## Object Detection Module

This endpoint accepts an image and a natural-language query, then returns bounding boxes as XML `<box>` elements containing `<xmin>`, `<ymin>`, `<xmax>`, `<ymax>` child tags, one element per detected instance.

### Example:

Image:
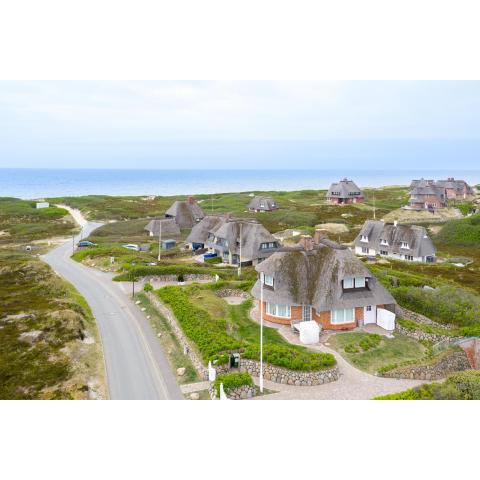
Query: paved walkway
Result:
<box><xmin>180</xmin><ymin>381</ymin><xmax>210</xmax><ymax>394</ymax></box>
<box><xmin>249</xmin><ymin>304</ymin><xmax>426</xmax><ymax>399</ymax></box>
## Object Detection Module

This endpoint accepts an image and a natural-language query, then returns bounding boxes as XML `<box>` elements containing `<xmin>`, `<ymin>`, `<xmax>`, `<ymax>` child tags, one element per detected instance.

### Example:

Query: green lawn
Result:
<box><xmin>328</xmin><ymin>332</ymin><xmax>427</xmax><ymax>374</ymax></box>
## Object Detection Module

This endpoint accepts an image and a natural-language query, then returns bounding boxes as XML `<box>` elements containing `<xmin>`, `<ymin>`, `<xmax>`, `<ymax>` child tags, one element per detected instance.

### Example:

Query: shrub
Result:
<box><xmin>143</xmin><ymin>283</ymin><xmax>153</xmax><ymax>292</ymax></box>
<box><xmin>436</xmin><ymin>214</ymin><xmax>480</xmax><ymax>246</ymax></box>
<box><xmin>359</xmin><ymin>334</ymin><xmax>382</xmax><ymax>351</ymax></box>
<box><xmin>242</xmin><ymin>343</ymin><xmax>335</xmax><ymax>371</ymax></box>
<box><xmin>377</xmin><ymin>363</ymin><xmax>398</xmax><ymax>375</ymax></box>
<box><xmin>209</xmin><ymin>353</ymin><xmax>229</xmax><ymax>366</ymax></box>
<box><xmin>114</xmin><ymin>265</ymin><xmax>235</xmax><ymax>282</ymax></box>
<box><xmin>205</xmin><ymin>256</ymin><xmax>222</xmax><ymax>264</ymax></box>
<box><xmin>344</xmin><ymin>343</ymin><xmax>360</xmax><ymax>354</ymax></box>
<box><xmin>214</xmin><ymin>372</ymin><xmax>253</xmax><ymax>396</ymax></box>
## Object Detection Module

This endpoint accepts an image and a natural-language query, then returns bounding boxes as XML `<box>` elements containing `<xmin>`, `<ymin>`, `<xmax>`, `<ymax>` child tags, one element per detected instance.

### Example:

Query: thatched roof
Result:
<box><xmin>327</xmin><ymin>178</ymin><xmax>363</xmax><ymax>199</ymax></box>
<box><xmin>185</xmin><ymin>214</ymin><xmax>228</xmax><ymax>244</ymax></box>
<box><xmin>145</xmin><ymin>218</ymin><xmax>181</xmax><ymax>236</ymax></box>
<box><xmin>248</xmin><ymin>195</ymin><xmax>278</xmax><ymax>211</ymax></box>
<box><xmin>207</xmin><ymin>218</ymin><xmax>280</xmax><ymax>261</ymax></box>
<box><xmin>356</xmin><ymin>220</ymin><xmax>436</xmax><ymax>258</ymax></box>
<box><xmin>252</xmin><ymin>236</ymin><xmax>395</xmax><ymax>310</ymax></box>
<box><xmin>165</xmin><ymin>198</ymin><xmax>205</xmax><ymax>228</ymax></box>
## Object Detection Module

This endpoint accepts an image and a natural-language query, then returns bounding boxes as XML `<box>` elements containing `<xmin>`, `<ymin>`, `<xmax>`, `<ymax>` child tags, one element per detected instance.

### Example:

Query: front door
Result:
<box><xmin>303</xmin><ymin>305</ymin><xmax>312</xmax><ymax>321</ymax></box>
<box><xmin>364</xmin><ymin>305</ymin><xmax>376</xmax><ymax>324</ymax></box>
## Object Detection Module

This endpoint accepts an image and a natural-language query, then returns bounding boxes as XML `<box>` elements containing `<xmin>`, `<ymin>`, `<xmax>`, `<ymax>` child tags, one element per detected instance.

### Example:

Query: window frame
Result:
<box><xmin>331</xmin><ymin>308</ymin><xmax>355</xmax><ymax>325</ymax></box>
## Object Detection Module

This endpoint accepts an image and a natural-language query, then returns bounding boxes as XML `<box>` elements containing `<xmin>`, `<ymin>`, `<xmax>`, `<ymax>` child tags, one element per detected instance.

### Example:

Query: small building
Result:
<box><xmin>248</xmin><ymin>195</ymin><xmax>278</xmax><ymax>212</ymax></box>
<box><xmin>161</xmin><ymin>239</ymin><xmax>176</xmax><ymax>250</ymax></box>
<box><xmin>165</xmin><ymin>197</ymin><xmax>205</xmax><ymax>229</ymax></box>
<box><xmin>354</xmin><ymin>220</ymin><xmax>436</xmax><ymax>263</ymax></box>
<box><xmin>144</xmin><ymin>218</ymin><xmax>181</xmax><ymax>237</ymax></box>
<box><xmin>205</xmin><ymin>218</ymin><xmax>280</xmax><ymax>266</ymax></box>
<box><xmin>326</xmin><ymin>178</ymin><xmax>364</xmax><ymax>204</ymax></box>
<box><xmin>251</xmin><ymin>231</ymin><xmax>396</xmax><ymax>330</ymax></box>
<box><xmin>36</xmin><ymin>201</ymin><xmax>49</xmax><ymax>209</ymax></box>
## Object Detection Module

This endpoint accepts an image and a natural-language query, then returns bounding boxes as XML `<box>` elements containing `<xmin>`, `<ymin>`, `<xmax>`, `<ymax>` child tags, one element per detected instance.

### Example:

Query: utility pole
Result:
<box><xmin>373</xmin><ymin>190</ymin><xmax>376</xmax><ymax>220</ymax></box>
<box><xmin>158</xmin><ymin>220</ymin><xmax>162</xmax><ymax>262</ymax></box>
<box><xmin>211</xmin><ymin>196</ymin><xmax>213</xmax><ymax>213</ymax></box>
<box><xmin>260</xmin><ymin>278</ymin><xmax>264</xmax><ymax>393</ymax></box>
<box><xmin>238</xmin><ymin>222</ymin><xmax>242</xmax><ymax>277</ymax></box>
<box><xmin>132</xmin><ymin>278</ymin><xmax>135</xmax><ymax>299</ymax></box>
<box><xmin>72</xmin><ymin>232</ymin><xmax>75</xmax><ymax>254</ymax></box>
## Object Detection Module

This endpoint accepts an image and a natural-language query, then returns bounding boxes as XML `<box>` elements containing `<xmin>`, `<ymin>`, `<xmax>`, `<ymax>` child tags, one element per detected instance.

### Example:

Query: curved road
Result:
<box><xmin>43</xmin><ymin>219</ymin><xmax>182</xmax><ymax>400</ymax></box>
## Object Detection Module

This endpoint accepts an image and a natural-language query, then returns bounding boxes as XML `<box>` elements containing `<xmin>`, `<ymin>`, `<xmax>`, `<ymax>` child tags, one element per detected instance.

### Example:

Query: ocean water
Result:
<box><xmin>1</xmin><ymin>168</ymin><xmax>480</xmax><ymax>199</ymax></box>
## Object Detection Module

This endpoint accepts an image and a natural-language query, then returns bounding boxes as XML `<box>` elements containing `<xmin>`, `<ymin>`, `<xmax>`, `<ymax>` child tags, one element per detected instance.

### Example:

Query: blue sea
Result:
<box><xmin>1</xmin><ymin>168</ymin><xmax>480</xmax><ymax>199</ymax></box>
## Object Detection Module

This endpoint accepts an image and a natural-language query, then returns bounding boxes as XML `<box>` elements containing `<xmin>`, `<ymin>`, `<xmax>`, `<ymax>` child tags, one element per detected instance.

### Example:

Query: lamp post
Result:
<box><xmin>238</xmin><ymin>222</ymin><xmax>242</xmax><ymax>277</ymax></box>
<box><xmin>260</xmin><ymin>277</ymin><xmax>264</xmax><ymax>393</ymax></box>
<box><xmin>158</xmin><ymin>220</ymin><xmax>162</xmax><ymax>262</ymax></box>
<box><xmin>132</xmin><ymin>278</ymin><xmax>135</xmax><ymax>299</ymax></box>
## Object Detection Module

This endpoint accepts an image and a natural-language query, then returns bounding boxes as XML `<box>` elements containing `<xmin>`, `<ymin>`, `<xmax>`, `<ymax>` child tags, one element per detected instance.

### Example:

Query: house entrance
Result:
<box><xmin>303</xmin><ymin>305</ymin><xmax>312</xmax><ymax>321</ymax></box>
<box><xmin>364</xmin><ymin>305</ymin><xmax>376</xmax><ymax>324</ymax></box>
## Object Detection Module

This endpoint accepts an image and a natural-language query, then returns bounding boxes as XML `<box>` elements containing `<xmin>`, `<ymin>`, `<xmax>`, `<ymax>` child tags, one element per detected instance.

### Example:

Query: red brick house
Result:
<box><xmin>326</xmin><ymin>178</ymin><xmax>364</xmax><ymax>204</ymax></box>
<box><xmin>251</xmin><ymin>231</ymin><xmax>396</xmax><ymax>331</ymax></box>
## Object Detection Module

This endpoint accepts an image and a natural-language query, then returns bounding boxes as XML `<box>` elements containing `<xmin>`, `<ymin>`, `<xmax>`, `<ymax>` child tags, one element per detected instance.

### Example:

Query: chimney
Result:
<box><xmin>313</xmin><ymin>229</ymin><xmax>327</xmax><ymax>244</ymax></box>
<box><xmin>187</xmin><ymin>196</ymin><xmax>195</xmax><ymax>204</ymax></box>
<box><xmin>299</xmin><ymin>235</ymin><xmax>314</xmax><ymax>251</ymax></box>
<box><xmin>394</xmin><ymin>220</ymin><xmax>398</xmax><ymax>227</ymax></box>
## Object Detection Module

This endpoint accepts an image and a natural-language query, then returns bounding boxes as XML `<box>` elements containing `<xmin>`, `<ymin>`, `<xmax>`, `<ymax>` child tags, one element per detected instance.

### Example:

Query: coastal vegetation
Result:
<box><xmin>375</xmin><ymin>370</ymin><xmax>480</xmax><ymax>400</ymax></box>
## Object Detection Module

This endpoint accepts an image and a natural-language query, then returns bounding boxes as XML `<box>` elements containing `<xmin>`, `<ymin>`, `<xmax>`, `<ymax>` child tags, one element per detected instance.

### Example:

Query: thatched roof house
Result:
<box><xmin>248</xmin><ymin>195</ymin><xmax>278</xmax><ymax>212</ymax></box>
<box><xmin>204</xmin><ymin>218</ymin><xmax>280</xmax><ymax>266</ymax></box>
<box><xmin>145</xmin><ymin>218</ymin><xmax>181</xmax><ymax>237</ymax></box>
<box><xmin>326</xmin><ymin>178</ymin><xmax>364</xmax><ymax>204</ymax></box>
<box><xmin>185</xmin><ymin>214</ymin><xmax>229</xmax><ymax>249</ymax></box>
<box><xmin>409</xmin><ymin>178</ymin><xmax>476</xmax><ymax>209</ymax></box>
<box><xmin>165</xmin><ymin>197</ymin><xmax>205</xmax><ymax>229</ymax></box>
<box><xmin>251</xmin><ymin>231</ymin><xmax>396</xmax><ymax>330</ymax></box>
<box><xmin>354</xmin><ymin>220</ymin><xmax>436</xmax><ymax>262</ymax></box>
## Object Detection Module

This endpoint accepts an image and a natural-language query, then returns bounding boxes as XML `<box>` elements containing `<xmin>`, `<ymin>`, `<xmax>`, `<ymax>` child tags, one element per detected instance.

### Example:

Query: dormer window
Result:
<box><xmin>343</xmin><ymin>277</ymin><xmax>354</xmax><ymax>289</ymax></box>
<box><xmin>360</xmin><ymin>235</ymin><xmax>368</xmax><ymax>243</ymax></box>
<box><xmin>401</xmin><ymin>242</ymin><xmax>409</xmax><ymax>249</ymax></box>
<box><xmin>261</xmin><ymin>273</ymin><xmax>274</xmax><ymax>287</ymax></box>
<box><xmin>343</xmin><ymin>276</ymin><xmax>366</xmax><ymax>289</ymax></box>
<box><xmin>380</xmin><ymin>239</ymin><xmax>389</xmax><ymax>246</ymax></box>
<box><xmin>260</xmin><ymin>242</ymin><xmax>277</xmax><ymax>250</ymax></box>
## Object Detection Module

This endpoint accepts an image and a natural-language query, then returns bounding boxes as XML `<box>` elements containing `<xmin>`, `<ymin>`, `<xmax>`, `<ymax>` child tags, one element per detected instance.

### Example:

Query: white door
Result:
<box><xmin>364</xmin><ymin>305</ymin><xmax>376</xmax><ymax>324</ymax></box>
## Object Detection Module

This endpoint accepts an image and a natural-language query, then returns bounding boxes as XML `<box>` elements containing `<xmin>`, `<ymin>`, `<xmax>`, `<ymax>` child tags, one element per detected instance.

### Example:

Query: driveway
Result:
<box><xmin>43</xmin><ymin>210</ymin><xmax>182</xmax><ymax>400</ymax></box>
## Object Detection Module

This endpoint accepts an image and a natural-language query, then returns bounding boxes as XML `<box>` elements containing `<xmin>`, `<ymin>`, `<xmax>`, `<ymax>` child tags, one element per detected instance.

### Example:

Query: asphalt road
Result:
<box><xmin>43</xmin><ymin>221</ymin><xmax>183</xmax><ymax>400</ymax></box>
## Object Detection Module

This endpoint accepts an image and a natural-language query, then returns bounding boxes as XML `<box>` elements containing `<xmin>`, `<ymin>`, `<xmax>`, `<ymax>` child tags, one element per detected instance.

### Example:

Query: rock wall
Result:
<box><xmin>239</xmin><ymin>358</ymin><xmax>339</xmax><ymax>386</ymax></box>
<box><xmin>215</xmin><ymin>288</ymin><xmax>250</xmax><ymax>299</ymax></box>
<box><xmin>396</xmin><ymin>306</ymin><xmax>455</xmax><ymax>329</ymax></box>
<box><xmin>146</xmin><ymin>292</ymin><xmax>208</xmax><ymax>380</ymax></box>
<box><xmin>381</xmin><ymin>350</ymin><xmax>471</xmax><ymax>381</ymax></box>
<box><xmin>145</xmin><ymin>273</ymin><xmax>216</xmax><ymax>283</ymax></box>
<box><xmin>395</xmin><ymin>323</ymin><xmax>456</xmax><ymax>344</ymax></box>
<box><xmin>209</xmin><ymin>384</ymin><xmax>257</xmax><ymax>400</ymax></box>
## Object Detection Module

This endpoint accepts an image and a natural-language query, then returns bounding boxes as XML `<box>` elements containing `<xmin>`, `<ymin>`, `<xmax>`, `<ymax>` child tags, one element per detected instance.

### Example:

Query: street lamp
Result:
<box><xmin>260</xmin><ymin>275</ymin><xmax>264</xmax><ymax>393</ymax></box>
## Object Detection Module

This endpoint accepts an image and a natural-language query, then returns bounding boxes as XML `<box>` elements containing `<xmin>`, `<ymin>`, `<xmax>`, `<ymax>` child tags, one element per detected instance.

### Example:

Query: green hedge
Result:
<box><xmin>156</xmin><ymin>286</ymin><xmax>242</xmax><ymax>362</ymax></box>
<box><xmin>242</xmin><ymin>343</ymin><xmax>335</xmax><ymax>372</ymax></box>
<box><xmin>392</xmin><ymin>285</ymin><xmax>480</xmax><ymax>327</ymax></box>
<box><xmin>214</xmin><ymin>372</ymin><xmax>253</xmax><ymax>396</ymax></box>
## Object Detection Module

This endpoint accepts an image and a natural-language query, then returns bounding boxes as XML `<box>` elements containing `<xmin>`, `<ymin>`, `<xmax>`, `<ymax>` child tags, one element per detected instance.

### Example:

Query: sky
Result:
<box><xmin>1</xmin><ymin>81</ymin><xmax>480</xmax><ymax>169</ymax></box>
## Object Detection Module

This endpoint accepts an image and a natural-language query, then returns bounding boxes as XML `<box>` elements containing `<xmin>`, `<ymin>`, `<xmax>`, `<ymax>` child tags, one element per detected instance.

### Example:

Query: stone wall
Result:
<box><xmin>381</xmin><ymin>350</ymin><xmax>471</xmax><ymax>381</ymax></box>
<box><xmin>395</xmin><ymin>323</ymin><xmax>456</xmax><ymax>344</ymax></box>
<box><xmin>396</xmin><ymin>306</ymin><xmax>455</xmax><ymax>329</ymax></box>
<box><xmin>145</xmin><ymin>273</ymin><xmax>216</xmax><ymax>283</ymax></box>
<box><xmin>239</xmin><ymin>358</ymin><xmax>339</xmax><ymax>386</ymax></box>
<box><xmin>146</xmin><ymin>292</ymin><xmax>208</xmax><ymax>380</ymax></box>
<box><xmin>215</xmin><ymin>288</ymin><xmax>250</xmax><ymax>299</ymax></box>
<box><xmin>209</xmin><ymin>383</ymin><xmax>257</xmax><ymax>400</ymax></box>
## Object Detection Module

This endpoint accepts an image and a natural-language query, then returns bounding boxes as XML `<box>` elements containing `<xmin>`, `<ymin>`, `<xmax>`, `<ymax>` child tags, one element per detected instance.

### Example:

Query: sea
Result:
<box><xmin>1</xmin><ymin>168</ymin><xmax>480</xmax><ymax>199</ymax></box>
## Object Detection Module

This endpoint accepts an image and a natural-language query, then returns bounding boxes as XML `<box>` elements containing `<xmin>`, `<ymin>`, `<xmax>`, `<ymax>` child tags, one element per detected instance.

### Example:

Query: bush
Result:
<box><xmin>377</xmin><ymin>363</ymin><xmax>398</xmax><ymax>375</ymax></box>
<box><xmin>344</xmin><ymin>343</ymin><xmax>360</xmax><ymax>354</ymax></box>
<box><xmin>242</xmin><ymin>343</ymin><xmax>335</xmax><ymax>371</ymax></box>
<box><xmin>205</xmin><ymin>256</ymin><xmax>222</xmax><ymax>264</ymax></box>
<box><xmin>214</xmin><ymin>372</ymin><xmax>253</xmax><ymax>396</ymax></box>
<box><xmin>114</xmin><ymin>265</ymin><xmax>234</xmax><ymax>282</ymax></box>
<box><xmin>143</xmin><ymin>283</ymin><xmax>153</xmax><ymax>292</ymax></box>
<box><xmin>359</xmin><ymin>334</ymin><xmax>382</xmax><ymax>351</ymax></box>
<box><xmin>436</xmin><ymin>214</ymin><xmax>480</xmax><ymax>246</ymax></box>
<box><xmin>209</xmin><ymin>353</ymin><xmax>229</xmax><ymax>366</ymax></box>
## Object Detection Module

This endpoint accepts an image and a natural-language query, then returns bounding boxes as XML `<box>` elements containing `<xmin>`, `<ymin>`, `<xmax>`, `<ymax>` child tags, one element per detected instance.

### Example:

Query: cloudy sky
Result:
<box><xmin>1</xmin><ymin>81</ymin><xmax>480</xmax><ymax>169</ymax></box>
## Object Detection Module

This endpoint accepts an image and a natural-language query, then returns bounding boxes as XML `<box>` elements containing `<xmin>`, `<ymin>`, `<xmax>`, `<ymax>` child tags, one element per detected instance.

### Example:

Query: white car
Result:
<box><xmin>122</xmin><ymin>244</ymin><xmax>140</xmax><ymax>251</ymax></box>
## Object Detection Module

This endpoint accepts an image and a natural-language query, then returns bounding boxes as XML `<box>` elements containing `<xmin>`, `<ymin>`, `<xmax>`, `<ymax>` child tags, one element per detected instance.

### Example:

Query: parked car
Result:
<box><xmin>123</xmin><ymin>243</ymin><xmax>140</xmax><ymax>251</ymax></box>
<box><xmin>78</xmin><ymin>240</ymin><xmax>98</xmax><ymax>247</ymax></box>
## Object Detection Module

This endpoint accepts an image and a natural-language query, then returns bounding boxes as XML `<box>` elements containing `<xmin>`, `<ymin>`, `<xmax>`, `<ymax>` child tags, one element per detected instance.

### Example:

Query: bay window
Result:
<box><xmin>266</xmin><ymin>303</ymin><xmax>291</xmax><ymax>318</ymax></box>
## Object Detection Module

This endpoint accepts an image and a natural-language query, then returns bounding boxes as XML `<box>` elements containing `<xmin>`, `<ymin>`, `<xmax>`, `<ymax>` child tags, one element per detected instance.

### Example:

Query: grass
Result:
<box><xmin>436</xmin><ymin>213</ymin><xmax>480</xmax><ymax>246</ymax></box>
<box><xmin>156</xmin><ymin>282</ymin><xmax>335</xmax><ymax>371</ymax></box>
<box><xmin>328</xmin><ymin>332</ymin><xmax>427</xmax><ymax>374</ymax></box>
<box><xmin>135</xmin><ymin>293</ymin><xmax>199</xmax><ymax>384</ymax></box>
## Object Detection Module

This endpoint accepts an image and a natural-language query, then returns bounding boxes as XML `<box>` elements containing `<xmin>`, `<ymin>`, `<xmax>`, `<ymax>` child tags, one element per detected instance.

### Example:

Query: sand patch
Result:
<box><xmin>315</xmin><ymin>223</ymin><xmax>349</xmax><ymax>234</ymax></box>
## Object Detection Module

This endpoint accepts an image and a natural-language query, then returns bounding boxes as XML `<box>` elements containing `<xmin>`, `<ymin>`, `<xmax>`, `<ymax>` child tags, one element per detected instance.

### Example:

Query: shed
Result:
<box><xmin>161</xmin><ymin>239</ymin><xmax>176</xmax><ymax>250</ymax></box>
<box><xmin>36</xmin><ymin>202</ymin><xmax>49</xmax><ymax>209</ymax></box>
<box><xmin>293</xmin><ymin>321</ymin><xmax>321</xmax><ymax>345</ymax></box>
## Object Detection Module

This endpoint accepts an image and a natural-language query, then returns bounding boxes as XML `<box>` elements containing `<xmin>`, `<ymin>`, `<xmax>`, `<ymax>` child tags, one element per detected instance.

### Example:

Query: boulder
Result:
<box><xmin>177</xmin><ymin>367</ymin><xmax>186</xmax><ymax>376</ymax></box>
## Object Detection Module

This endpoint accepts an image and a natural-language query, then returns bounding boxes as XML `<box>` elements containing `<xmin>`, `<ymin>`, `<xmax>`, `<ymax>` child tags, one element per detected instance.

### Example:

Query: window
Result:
<box><xmin>380</xmin><ymin>250</ymin><xmax>388</xmax><ymax>256</ymax></box>
<box><xmin>266</xmin><ymin>303</ymin><xmax>291</xmax><ymax>318</ymax></box>
<box><xmin>343</xmin><ymin>277</ymin><xmax>354</xmax><ymax>289</ymax></box>
<box><xmin>331</xmin><ymin>308</ymin><xmax>355</xmax><ymax>324</ymax></box>
<box><xmin>361</xmin><ymin>247</ymin><xmax>369</xmax><ymax>254</ymax></box>
<box><xmin>380</xmin><ymin>239</ymin><xmax>389</xmax><ymax>246</ymax></box>
<box><xmin>360</xmin><ymin>235</ymin><xmax>369</xmax><ymax>243</ymax></box>
<box><xmin>354</xmin><ymin>277</ymin><xmax>366</xmax><ymax>288</ymax></box>
<box><xmin>366</xmin><ymin>305</ymin><xmax>372</xmax><ymax>312</ymax></box>
<box><xmin>261</xmin><ymin>273</ymin><xmax>274</xmax><ymax>287</ymax></box>
<box><xmin>261</xmin><ymin>242</ymin><xmax>277</xmax><ymax>250</ymax></box>
<box><xmin>401</xmin><ymin>242</ymin><xmax>409</xmax><ymax>249</ymax></box>
<box><xmin>405</xmin><ymin>255</ymin><xmax>414</xmax><ymax>261</ymax></box>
